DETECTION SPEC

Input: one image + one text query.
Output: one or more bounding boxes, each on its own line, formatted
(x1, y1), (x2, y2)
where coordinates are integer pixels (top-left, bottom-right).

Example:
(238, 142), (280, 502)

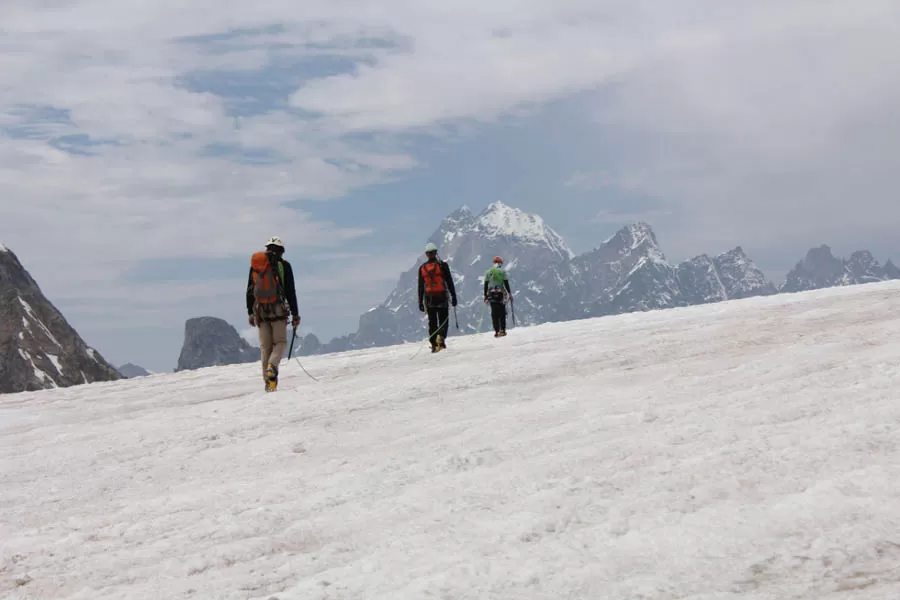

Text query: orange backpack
(420, 261), (446, 294)
(251, 252), (283, 302)
(251, 252), (287, 322)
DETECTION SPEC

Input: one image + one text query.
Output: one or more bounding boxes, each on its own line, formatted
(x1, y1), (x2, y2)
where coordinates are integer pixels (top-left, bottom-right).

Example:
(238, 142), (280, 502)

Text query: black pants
(490, 301), (507, 333)
(426, 301), (450, 346)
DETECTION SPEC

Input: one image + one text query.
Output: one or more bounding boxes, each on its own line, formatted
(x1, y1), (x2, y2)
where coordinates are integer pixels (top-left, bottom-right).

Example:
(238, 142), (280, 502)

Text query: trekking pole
(447, 290), (459, 331)
(287, 325), (297, 359)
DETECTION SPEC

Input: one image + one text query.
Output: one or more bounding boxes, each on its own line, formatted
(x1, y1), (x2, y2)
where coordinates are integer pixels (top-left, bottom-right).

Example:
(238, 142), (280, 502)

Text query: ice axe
(288, 324), (297, 359)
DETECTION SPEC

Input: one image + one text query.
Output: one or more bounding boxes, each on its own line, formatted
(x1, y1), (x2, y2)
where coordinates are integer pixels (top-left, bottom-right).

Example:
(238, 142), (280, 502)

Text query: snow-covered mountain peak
(472, 202), (573, 259)
(476, 202), (537, 236)
(429, 206), (477, 250)
(842, 250), (883, 285)
(710, 247), (775, 299)
(781, 244), (900, 293)
(848, 250), (877, 268)
(599, 221), (665, 263)
(446, 205), (473, 220)
(359, 203), (577, 344)
(716, 246), (751, 265)
(0, 242), (8, 253)
(622, 221), (658, 246)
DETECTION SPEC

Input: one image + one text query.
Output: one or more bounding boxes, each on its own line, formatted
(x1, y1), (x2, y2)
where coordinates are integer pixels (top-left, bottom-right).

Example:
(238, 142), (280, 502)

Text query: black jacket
(417, 257), (457, 308)
(246, 257), (299, 316)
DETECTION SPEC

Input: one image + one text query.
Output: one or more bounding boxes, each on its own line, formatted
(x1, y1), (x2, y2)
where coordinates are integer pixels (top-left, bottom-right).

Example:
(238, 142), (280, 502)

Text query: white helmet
(424, 242), (438, 254)
(266, 236), (284, 249)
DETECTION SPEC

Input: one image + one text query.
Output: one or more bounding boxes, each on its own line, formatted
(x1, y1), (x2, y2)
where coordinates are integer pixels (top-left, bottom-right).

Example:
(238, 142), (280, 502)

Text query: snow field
(2, 281), (900, 599)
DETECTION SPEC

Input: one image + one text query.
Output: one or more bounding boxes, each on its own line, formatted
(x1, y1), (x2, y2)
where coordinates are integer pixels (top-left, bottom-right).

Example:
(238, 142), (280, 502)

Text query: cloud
(282, 0), (900, 259)
(287, 2), (651, 132)
(1, 3), (423, 279)
(565, 170), (614, 192)
(592, 209), (673, 225)
(578, 1), (900, 255)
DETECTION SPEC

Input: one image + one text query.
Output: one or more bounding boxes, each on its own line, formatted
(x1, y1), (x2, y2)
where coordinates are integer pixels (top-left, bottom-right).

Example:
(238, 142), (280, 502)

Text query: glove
(483, 296), (488, 303)
(291, 315), (301, 328)
(451, 297), (457, 307)
(418, 303), (425, 312)
(248, 315), (256, 327)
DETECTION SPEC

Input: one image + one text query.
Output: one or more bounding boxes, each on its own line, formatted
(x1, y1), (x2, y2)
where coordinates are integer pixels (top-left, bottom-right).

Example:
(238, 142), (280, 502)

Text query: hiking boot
(499, 330), (507, 337)
(265, 364), (278, 392)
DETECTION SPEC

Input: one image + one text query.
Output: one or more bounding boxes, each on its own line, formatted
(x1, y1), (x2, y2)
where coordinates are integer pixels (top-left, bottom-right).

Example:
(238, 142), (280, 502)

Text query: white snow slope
(3, 282), (900, 599)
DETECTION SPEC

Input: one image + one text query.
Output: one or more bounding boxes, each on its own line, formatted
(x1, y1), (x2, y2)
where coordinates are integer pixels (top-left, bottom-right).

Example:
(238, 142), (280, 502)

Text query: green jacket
(484, 266), (511, 299)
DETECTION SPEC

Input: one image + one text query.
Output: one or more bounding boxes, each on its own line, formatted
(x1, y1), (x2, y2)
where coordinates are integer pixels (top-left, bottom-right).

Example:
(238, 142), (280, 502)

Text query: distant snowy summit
(327, 210), (780, 350)
(519, 222), (778, 322)
(0, 245), (122, 394)
(290, 204), (900, 357)
(782, 245), (900, 292)
(464, 201), (573, 260)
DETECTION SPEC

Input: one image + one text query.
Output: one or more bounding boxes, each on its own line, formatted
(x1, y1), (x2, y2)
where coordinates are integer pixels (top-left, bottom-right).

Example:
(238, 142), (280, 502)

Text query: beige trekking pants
(258, 319), (287, 378)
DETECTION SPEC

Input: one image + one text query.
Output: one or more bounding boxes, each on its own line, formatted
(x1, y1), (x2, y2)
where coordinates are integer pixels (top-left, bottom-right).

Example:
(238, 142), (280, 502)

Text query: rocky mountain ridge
(0, 244), (122, 394)
(781, 246), (900, 293)
(175, 317), (259, 372)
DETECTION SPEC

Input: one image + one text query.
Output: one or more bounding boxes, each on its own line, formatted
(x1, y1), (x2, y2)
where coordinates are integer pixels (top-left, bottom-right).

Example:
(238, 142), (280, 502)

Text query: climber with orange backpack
(417, 242), (457, 352)
(246, 236), (300, 391)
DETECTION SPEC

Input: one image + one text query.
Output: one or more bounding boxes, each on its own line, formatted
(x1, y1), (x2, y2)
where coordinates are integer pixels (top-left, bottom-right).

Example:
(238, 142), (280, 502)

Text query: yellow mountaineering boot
(265, 364), (278, 392)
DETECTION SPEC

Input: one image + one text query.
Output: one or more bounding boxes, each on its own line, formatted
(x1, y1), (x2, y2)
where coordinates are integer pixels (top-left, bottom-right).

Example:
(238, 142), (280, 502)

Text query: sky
(1, 0), (899, 372)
